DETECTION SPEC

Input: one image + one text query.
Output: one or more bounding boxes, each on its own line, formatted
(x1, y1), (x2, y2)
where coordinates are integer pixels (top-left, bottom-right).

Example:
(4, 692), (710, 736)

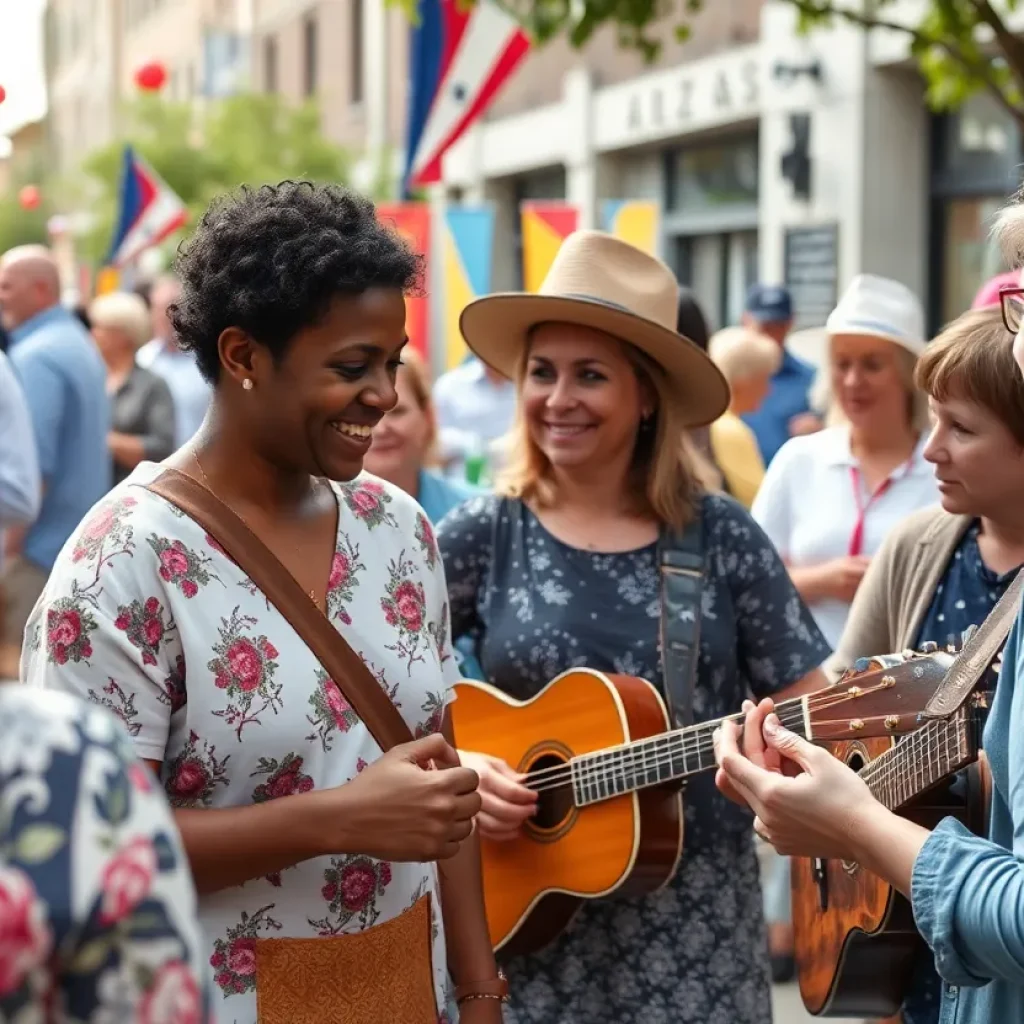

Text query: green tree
(399, 1), (1024, 126)
(0, 147), (53, 255)
(76, 92), (350, 265)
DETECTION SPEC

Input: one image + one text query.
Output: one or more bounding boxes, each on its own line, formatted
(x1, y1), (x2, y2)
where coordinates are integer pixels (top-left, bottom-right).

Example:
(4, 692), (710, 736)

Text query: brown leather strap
(145, 468), (414, 752)
(922, 566), (1024, 720)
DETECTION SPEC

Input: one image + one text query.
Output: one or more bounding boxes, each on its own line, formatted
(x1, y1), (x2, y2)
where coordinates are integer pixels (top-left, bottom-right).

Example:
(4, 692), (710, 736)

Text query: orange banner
(376, 203), (431, 358)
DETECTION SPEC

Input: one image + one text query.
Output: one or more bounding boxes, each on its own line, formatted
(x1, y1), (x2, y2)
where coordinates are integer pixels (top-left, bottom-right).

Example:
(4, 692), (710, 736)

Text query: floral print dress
(437, 492), (831, 1024)
(23, 463), (462, 1024)
(0, 686), (209, 1022)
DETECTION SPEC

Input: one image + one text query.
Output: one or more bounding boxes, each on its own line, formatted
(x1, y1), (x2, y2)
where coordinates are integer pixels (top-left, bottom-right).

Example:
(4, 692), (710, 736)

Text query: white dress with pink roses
(22, 462), (462, 1024)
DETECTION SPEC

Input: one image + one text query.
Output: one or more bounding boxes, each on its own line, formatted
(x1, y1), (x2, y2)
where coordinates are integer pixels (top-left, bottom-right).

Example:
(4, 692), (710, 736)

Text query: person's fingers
(404, 732), (459, 767)
(489, 756), (531, 785)
(763, 714), (826, 773)
(479, 790), (536, 826)
(713, 722), (772, 810)
(742, 698), (775, 769)
(479, 767), (538, 805)
(476, 812), (523, 842)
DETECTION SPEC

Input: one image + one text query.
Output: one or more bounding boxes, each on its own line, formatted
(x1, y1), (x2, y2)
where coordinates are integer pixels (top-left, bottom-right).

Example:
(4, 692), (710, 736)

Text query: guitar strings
(523, 684), (903, 793)
(523, 683), (906, 795)
(519, 681), (891, 789)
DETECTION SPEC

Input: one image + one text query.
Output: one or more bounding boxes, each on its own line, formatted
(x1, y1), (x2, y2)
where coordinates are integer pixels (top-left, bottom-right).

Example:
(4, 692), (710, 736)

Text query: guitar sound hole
(846, 752), (866, 773)
(528, 753), (575, 833)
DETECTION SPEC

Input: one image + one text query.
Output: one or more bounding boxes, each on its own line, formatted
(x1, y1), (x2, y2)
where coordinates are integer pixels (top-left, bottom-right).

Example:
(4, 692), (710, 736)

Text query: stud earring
(242, 378), (254, 391)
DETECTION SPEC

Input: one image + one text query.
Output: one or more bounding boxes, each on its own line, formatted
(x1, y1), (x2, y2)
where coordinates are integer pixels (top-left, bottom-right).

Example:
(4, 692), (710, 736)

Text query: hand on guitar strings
(459, 751), (538, 841)
(712, 701), (884, 861)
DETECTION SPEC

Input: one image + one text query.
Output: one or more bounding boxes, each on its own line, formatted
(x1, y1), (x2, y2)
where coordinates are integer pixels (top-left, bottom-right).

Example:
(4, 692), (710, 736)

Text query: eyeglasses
(1000, 285), (1024, 334)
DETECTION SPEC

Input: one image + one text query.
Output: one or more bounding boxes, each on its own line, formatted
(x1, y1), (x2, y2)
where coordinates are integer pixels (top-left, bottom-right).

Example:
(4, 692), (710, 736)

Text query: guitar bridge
(812, 857), (828, 911)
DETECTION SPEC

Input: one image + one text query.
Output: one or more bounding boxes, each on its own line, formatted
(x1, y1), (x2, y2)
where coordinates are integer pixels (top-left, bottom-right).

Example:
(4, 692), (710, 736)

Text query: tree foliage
(397, 1), (1024, 125)
(75, 92), (350, 265)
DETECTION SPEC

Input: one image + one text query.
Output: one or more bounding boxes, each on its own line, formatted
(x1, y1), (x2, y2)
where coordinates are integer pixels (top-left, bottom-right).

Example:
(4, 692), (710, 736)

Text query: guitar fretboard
(859, 707), (974, 811)
(569, 698), (809, 807)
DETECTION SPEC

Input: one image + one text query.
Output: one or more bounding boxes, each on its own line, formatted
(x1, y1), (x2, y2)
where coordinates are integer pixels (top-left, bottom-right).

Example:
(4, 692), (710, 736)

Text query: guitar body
(793, 738), (989, 1017)
(451, 670), (683, 956)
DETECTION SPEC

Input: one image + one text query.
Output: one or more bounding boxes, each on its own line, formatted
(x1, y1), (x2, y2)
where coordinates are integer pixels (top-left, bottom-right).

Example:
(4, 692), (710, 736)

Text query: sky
(0, 0), (48, 148)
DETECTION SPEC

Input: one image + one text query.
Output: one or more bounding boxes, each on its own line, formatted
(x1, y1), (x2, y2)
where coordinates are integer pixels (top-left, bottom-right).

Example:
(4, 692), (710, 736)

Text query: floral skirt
(500, 833), (773, 1024)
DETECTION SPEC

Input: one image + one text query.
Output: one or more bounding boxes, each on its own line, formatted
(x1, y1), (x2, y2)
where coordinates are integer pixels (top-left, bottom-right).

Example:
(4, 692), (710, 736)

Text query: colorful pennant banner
(600, 200), (660, 256)
(376, 203), (432, 358)
(443, 206), (495, 370)
(520, 202), (578, 292)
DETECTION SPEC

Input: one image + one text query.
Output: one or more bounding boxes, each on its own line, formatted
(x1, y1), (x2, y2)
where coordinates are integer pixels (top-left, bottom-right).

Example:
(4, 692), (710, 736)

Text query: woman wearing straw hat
(436, 231), (832, 1023)
(752, 274), (940, 652)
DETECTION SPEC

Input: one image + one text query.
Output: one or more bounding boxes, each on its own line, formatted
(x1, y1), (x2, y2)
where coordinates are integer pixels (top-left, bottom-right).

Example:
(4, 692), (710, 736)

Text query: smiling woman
(23, 182), (502, 1024)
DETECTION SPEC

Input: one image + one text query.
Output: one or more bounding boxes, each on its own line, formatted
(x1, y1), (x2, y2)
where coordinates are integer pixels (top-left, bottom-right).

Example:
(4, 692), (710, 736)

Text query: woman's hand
(459, 751), (537, 841)
(823, 555), (871, 603)
(330, 733), (482, 862)
(714, 711), (887, 860)
(457, 998), (505, 1023)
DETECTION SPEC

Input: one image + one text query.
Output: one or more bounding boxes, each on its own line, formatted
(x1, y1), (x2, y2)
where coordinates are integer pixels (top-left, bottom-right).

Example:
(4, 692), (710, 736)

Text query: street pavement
(772, 980), (860, 1024)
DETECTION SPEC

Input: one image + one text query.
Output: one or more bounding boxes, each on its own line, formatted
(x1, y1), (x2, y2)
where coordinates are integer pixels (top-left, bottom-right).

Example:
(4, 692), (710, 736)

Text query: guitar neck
(570, 695), (810, 806)
(859, 706), (977, 811)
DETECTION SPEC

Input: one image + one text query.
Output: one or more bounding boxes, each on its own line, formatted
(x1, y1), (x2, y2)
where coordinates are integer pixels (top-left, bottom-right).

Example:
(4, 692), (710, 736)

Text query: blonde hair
(819, 337), (931, 432)
(707, 326), (782, 384)
(915, 306), (1024, 446)
(497, 333), (705, 531)
(88, 291), (151, 349)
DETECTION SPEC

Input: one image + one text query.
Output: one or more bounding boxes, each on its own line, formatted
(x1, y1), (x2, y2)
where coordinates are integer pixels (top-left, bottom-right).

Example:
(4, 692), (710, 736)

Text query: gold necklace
(190, 448), (323, 610)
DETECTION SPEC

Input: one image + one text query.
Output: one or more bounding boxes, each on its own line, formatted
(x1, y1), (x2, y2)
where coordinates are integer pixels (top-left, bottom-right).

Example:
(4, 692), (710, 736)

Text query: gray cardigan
(826, 505), (970, 680)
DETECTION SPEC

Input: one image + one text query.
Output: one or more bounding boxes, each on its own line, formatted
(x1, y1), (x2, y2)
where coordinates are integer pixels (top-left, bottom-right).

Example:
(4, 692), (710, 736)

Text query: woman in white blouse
(752, 274), (940, 650)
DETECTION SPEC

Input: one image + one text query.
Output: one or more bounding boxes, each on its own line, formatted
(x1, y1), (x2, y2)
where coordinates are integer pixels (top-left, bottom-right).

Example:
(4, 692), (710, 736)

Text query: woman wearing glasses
(714, 207), (1024, 1024)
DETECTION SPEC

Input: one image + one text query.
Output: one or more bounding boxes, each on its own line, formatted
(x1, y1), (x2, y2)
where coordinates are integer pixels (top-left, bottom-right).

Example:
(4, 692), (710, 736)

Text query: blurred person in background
(90, 291), (177, 486)
(753, 274), (939, 650)
(363, 347), (484, 680)
(137, 273), (211, 446)
(741, 284), (821, 463)
(0, 244), (109, 680)
(363, 347), (478, 523)
(677, 287), (725, 488)
(433, 353), (516, 482)
(971, 268), (1022, 310)
(707, 326), (781, 509)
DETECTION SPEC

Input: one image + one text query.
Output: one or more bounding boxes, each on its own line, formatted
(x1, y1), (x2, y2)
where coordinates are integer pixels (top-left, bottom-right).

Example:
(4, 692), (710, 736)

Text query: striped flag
(107, 145), (187, 268)
(403, 0), (530, 192)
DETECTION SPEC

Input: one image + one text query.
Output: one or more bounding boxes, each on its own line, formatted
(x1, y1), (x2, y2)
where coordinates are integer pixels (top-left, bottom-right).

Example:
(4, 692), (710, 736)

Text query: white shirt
(433, 358), (517, 471)
(137, 339), (211, 446)
(751, 426), (940, 649)
(25, 465), (460, 1023)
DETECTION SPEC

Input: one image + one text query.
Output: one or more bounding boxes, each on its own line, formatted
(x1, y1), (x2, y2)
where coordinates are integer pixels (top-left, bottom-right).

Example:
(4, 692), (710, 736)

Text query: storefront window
(940, 197), (1008, 325)
(667, 136), (759, 213)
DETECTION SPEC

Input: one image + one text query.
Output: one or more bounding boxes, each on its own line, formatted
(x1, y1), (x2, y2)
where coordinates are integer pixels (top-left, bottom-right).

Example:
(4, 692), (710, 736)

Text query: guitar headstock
(808, 648), (955, 741)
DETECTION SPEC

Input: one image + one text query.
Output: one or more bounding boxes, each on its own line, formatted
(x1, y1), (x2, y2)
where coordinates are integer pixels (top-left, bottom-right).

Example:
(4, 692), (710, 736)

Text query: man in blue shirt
(0, 245), (109, 668)
(739, 284), (821, 464)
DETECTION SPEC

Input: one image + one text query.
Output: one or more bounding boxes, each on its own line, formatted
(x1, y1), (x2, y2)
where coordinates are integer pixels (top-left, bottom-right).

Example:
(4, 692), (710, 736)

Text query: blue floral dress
(437, 492), (831, 1024)
(0, 686), (209, 1022)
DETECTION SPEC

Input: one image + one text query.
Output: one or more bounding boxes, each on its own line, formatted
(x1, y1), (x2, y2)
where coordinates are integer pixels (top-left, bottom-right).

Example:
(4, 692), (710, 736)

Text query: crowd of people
(0, 177), (1023, 1024)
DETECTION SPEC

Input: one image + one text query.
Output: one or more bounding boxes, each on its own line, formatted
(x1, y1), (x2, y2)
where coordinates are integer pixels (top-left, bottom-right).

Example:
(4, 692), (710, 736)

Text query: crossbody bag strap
(145, 468), (415, 752)
(658, 507), (705, 729)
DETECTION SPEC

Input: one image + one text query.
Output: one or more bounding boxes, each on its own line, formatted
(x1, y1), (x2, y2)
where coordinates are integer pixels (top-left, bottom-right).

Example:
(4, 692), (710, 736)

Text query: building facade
(438, 0), (1023, 335)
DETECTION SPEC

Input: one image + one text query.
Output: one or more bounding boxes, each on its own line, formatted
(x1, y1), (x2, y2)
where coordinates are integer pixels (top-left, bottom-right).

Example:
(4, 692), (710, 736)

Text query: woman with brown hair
(436, 231), (831, 1023)
(363, 347), (478, 525)
(827, 303), (1024, 1024)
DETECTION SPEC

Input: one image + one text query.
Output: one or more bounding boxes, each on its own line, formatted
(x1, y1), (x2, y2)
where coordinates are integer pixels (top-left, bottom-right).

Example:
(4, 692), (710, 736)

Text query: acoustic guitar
(451, 650), (954, 956)
(791, 692), (990, 1018)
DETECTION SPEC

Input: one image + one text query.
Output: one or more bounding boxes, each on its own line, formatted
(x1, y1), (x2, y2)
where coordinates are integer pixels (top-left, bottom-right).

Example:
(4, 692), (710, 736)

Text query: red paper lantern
(134, 61), (168, 92)
(18, 185), (41, 211)
(0, 85), (6, 105)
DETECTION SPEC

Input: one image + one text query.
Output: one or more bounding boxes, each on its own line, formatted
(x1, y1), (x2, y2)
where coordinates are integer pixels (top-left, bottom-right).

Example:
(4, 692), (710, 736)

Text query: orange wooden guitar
(452, 651), (954, 956)
(792, 692), (991, 1017)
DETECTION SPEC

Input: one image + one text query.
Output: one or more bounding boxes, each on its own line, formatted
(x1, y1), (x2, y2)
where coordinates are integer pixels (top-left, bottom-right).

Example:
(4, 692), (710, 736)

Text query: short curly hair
(170, 181), (423, 382)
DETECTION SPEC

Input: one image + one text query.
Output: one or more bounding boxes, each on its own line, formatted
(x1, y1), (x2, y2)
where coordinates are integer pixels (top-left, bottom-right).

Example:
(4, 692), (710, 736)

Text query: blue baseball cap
(745, 284), (793, 324)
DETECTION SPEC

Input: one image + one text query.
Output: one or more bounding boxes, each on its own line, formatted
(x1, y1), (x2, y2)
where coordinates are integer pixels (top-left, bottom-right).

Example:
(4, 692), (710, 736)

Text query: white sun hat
(825, 273), (926, 357)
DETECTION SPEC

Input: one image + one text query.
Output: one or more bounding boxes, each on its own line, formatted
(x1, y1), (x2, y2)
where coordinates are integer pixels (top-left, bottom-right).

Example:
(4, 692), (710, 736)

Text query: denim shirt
(740, 350), (815, 465)
(911, 605), (1024, 1024)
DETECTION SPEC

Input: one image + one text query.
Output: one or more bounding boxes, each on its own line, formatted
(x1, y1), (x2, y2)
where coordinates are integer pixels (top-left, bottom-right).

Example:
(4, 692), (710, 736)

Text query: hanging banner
(443, 206), (495, 370)
(600, 200), (660, 256)
(376, 203), (431, 358)
(520, 202), (578, 293)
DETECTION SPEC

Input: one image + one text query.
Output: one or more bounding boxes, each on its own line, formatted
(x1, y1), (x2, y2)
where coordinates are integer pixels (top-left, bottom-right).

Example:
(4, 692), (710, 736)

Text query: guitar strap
(922, 566), (1024, 720)
(658, 508), (704, 729)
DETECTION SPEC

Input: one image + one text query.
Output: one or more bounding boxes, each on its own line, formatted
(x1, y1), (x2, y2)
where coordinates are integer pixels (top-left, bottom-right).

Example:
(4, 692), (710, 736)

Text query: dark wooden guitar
(792, 692), (990, 1017)
(452, 650), (953, 956)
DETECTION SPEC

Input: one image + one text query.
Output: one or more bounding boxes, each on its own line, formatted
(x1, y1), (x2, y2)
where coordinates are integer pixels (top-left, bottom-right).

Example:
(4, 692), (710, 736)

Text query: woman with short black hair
(25, 182), (500, 1024)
